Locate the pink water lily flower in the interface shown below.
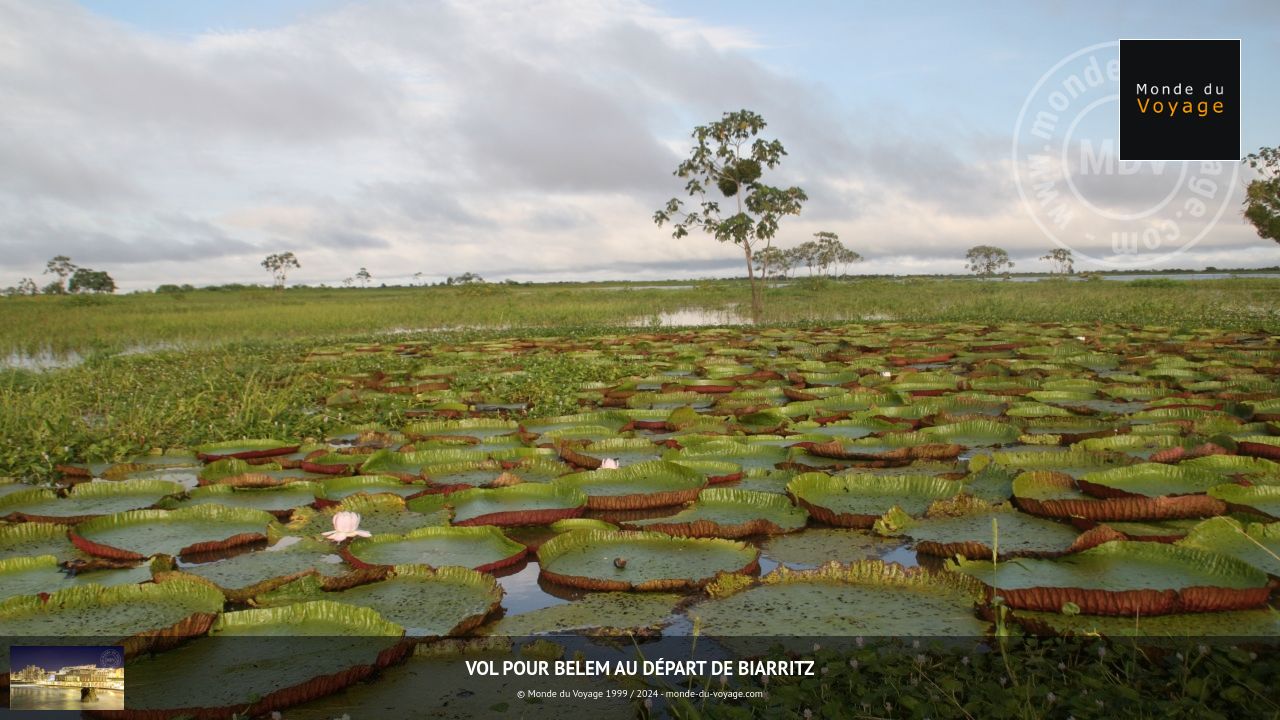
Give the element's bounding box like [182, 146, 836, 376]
[322, 511, 372, 542]
[601, 458, 620, 469]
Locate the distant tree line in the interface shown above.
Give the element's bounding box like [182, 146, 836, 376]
[2, 255, 116, 297]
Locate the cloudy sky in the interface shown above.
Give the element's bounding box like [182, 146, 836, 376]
[2, 0, 1279, 290]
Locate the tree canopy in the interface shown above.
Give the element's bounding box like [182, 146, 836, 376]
[261, 252, 300, 290]
[965, 245, 1014, 277]
[654, 109, 807, 321]
[1243, 147, 1280, 244]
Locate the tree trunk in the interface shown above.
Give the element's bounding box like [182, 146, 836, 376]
[743, 244, 762, 323]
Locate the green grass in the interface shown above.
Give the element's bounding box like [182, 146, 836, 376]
[2, 277, 1278, 358]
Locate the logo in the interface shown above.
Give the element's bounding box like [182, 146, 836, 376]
[1012, 41, 1239, 267]
[99, 648, 123, 668]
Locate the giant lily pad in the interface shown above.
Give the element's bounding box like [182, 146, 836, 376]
[949, 540, 1272, 615]
[359, 449, 488, 480]
[408, 483, 587, 526]
[537, 530, 759, 591]
[1209, 483, 1280, 519]
[322, 474, 429, 500]
[1177, 516, 1280, 576]
[0, 479, 184, 523]
[553, 460, 707, 510]
[71, 505, 279, 561]
[120, 601, 404, 716]
[254, 565, 501, 637]
[1013, 470, 1226, 521]
[488, 592, 684, 636]
[688, 561, 987, 638]
[917, 420, 1020, 446]
[343, 526, 526, 573]
[0, 576, 224, 649]
[0, 522, 75, 562]
[761, 529, 901, 569]
[1078, 463, 1223, 498]
[880, 501, 1089, 559]
[620, 488, 808, 538]
[160, 537, 349, 601]
[169, 481, 324, 517]
[291, 494, 450, 537]
[786, 472, 962, 528]
[1013, 606, 1280, 638]
[195, 439, 301, 461]
[0, 555, 151, 602]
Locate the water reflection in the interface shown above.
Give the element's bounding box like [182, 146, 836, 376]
[9, 686, 125, 710]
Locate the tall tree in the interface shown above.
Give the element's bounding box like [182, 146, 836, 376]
[68, 268, 116, 294]
[261, 252, 300, 290]
[355, 267, 372, 288]
[43, 255, 77, 295]
[752, 246, 787, 279]
[1243, 147, 1280, 244]
[654, 110, 807, 322]
[1040, 248, 1074, 274]
[965, 245, 1014, 277]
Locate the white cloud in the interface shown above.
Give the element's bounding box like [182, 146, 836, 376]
[0, 0, 1271, 292]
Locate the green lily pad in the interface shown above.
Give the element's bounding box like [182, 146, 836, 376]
[553, 460, 707, 510]
[1177, 517, 1280, 576]
[0, 576, 224, 638]
[255, 565, 501, 637]
[322, 474, 429, 500]
[1209, 484, 1280, 519]
[761, 528, 902, 569]
[688, 561, 987, 637]
[345, 526, 526, 573]
[0, 522, 75, 562]
[121, 601, 403, 713]
[0, 480, 184, 521]
[0, 555, 152, 602]
[1079, 463, 1223, 497]
[883, 503, 1083, 559]
[918, 420, 1020, 446]
[950, 540, 1271, 615]
[194, 439, 301, 461]
[172, 481, 324, 514]
[1014, 606, 1280, 638]
[786, 472, 962, 528]
[620, 488, 808, 537]
[408, 483, 587, 526]
[291, 494, 450, 537]
[168, 537, 349, 600]
[488, 592, 683, 635]
[537, 530, 759, 591]
[72, 505, 279, 560]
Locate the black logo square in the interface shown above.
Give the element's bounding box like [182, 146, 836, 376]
[1119, 39, 1240, 161]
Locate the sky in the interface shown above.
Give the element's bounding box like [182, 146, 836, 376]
[1, 0, 1278, 291]
[11, 644, 121, 671]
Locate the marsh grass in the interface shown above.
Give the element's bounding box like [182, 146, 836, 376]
[2, 278, 1277, 358]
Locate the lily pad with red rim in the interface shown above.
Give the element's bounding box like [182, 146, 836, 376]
[343, 526, 526, 573]
[0, 479, 184, 523]
[118, 600, 406, 716]
[194, 439, 301, 462]
[537, 529, 759, 591]
[71, 505, 280, 561]
[407, 483, 587, 527]
[619, 488, 808, 538]
[552, 460, 707, 510]
[949, 540, 1272, 615]
[786, 472, 962, 528]
[253, 564, 501, 637]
